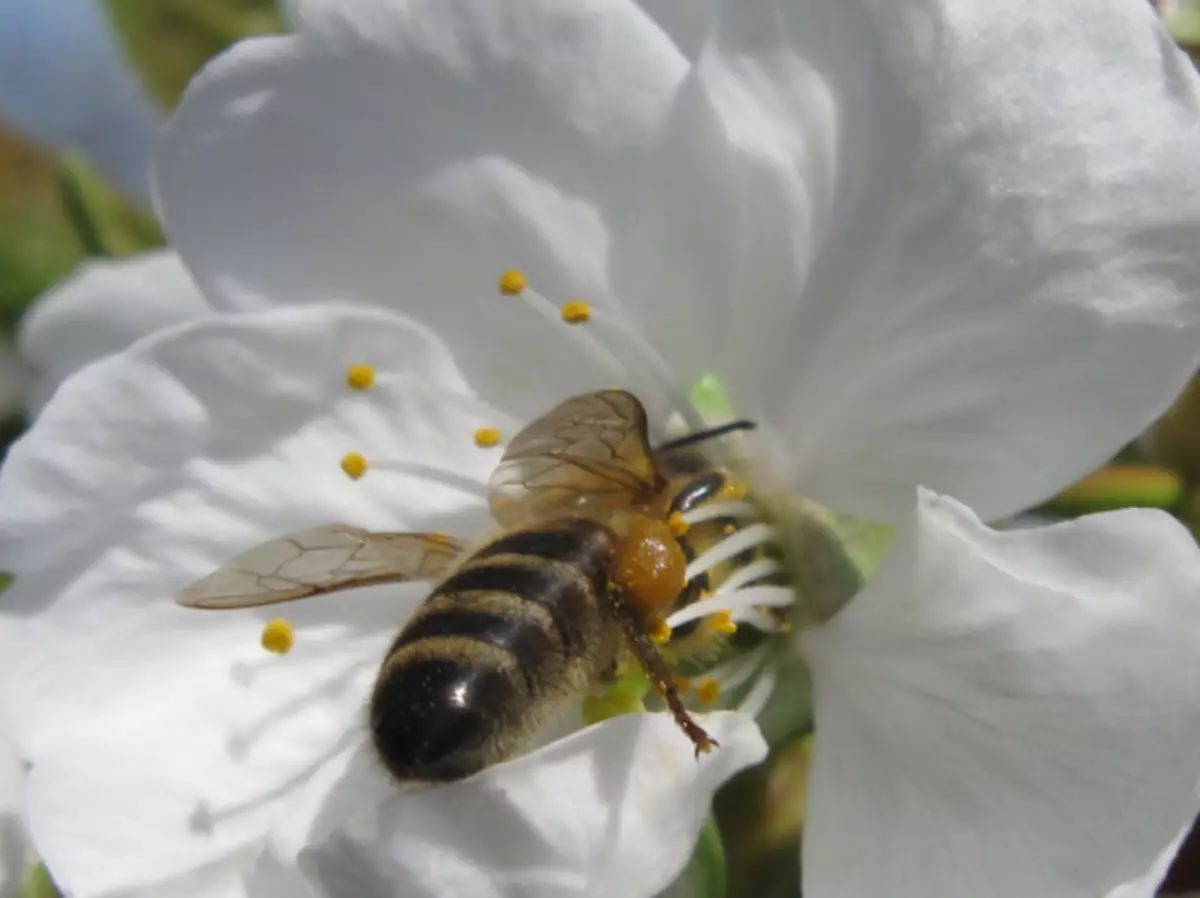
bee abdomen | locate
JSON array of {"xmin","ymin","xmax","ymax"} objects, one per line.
[
  {"xmin": 370, "ymin": 517, "xmax": 617, "ymax": 782},
  {"xmin": 371, "ymin": 647, "xmax": 520, "ymax": 782}
]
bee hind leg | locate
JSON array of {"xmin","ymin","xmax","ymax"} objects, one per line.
[{"xmin": 605, "ymin": 588, "xmax": 719, "ymax": 758}]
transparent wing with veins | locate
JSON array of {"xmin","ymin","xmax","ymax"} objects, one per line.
[
  {"xmin": 488, "ymin": 390, "xmax": 663, "ymax": 525},
  {"xmin": 175, "ymin": 525, "xmax": 467, "ymax": 609}
]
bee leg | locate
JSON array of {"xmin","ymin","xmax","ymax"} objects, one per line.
[
  {"xmin": 605, "ymin": 587, "xmax": 719, "ymax": 758},
  {"xmin": 598, "ymin": 659, "xmax": 621, "ymax": 683}
]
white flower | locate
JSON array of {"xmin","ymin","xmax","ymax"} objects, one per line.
[
  {"xmin": 3, "ymin": 0, "xmax": 1200, "ymax": 897},
  {"xmin": 18, "ymin": 251, "xmax": 210, "ymax": 412}
]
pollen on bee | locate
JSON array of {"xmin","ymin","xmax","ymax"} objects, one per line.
[
  {"xmin": 719, "ymin": 481, "xmax": 748, "ymax": 501},
  {"xmin": 695, "ymin": 677, "xmax": 721, "ymax": 705},
  {"xmin": 709, "ymin": 611, "xmax": 738, "ymax": 636},
  {"xmin": 340, "ymin": 452, "xmax": 368, "ymax": 480},
  {"xmin": 673, "ymin": 675, "xmax": 693, "ymax": 693},
  {"xmin": 648, "ymin": 617, "xmax": 672, "ymax": 644},
  {"xmin": 560, "ymin": 300, "xmax": 592, "ymax": 324},
  {"xmin": 260, "ymin": 618, "xmax": 295, "ymax": 655},
  {"xmin": 345, "ymin": 364, "xmax": 376, "ymax": 391},
  {"xmin": 667, "ymin": 512, "xmax": 689, "ymax": 536},
  {"xmin": 498, "ymin": 269, "xmax": 527, "ymax": 296},
  {"xmin": 474, "ymin": 426, "xmax": 503, "ymax": 448}
]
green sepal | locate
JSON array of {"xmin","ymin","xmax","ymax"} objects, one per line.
[{"xmin": 22, "ymin": 864, "xmax": 61, "ymax": 898}]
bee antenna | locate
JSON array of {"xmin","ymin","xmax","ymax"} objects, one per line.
[{"xmin": 655, "ymin": 420, "xmax": 757, "ymax": 453}]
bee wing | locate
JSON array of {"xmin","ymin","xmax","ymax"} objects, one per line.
[
  {"xmin": 175, "ymin": 525, "xmax": 466, "ymax": 609},
  {"xmin": 488, "ymin": 390, "xmax": 663, "ymax": 524}
]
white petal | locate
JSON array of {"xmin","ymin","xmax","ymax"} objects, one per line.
[
  {"xmin": 18, "ymin": 250, "xmax": 210, "ymax": 412},
  {"xmin": 640, "ymin": 0, "xmax": 1200, "ymax": 522},
  {"xmin": 0, "ymin": 0, "xmax": 160, "ymax": 202},
  {"xmin": 0, "ymin": 306, "xmax": 508, "ymax": 895},
  {"xmin": 247, "ymin": 713, "xmax": 765, "ymax": 898},
  {"xmin": 155, "ymin": 0, "xmax": 688, "ymax": 419},
  {"xmin": 799, "ymin": 490, "xmax": 1200, "ymax": 898}
]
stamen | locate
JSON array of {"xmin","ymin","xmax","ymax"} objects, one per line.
[
  {"xmin": 665, "ymin": 585, "xmax": 794, "ymax": 630},
  {"xmin": 709, "ymin": 611, "xmax": 738, "ymax": 635},
  {"xmin": 685, "ymin": 522, "xmax": 777, "ymax": 582},
  {"xmin": 695, "ymin": 678, "xmax": 721, "ymax": 704},
  {"xmin": 473, "ymin": 426, "xmax": 503, "ymax": 448},
  {"xmin": 736, "ymin": 665, "xmax": 778, "ymax": 719},
  {"xmin": 260, "ymin": 618, "xmax": 295, "ymax": 655},
  {"xmin": 680, "ymin": 500, "xmax": 759, "ymax": 527},
  {"xmin": 345, "ymin": 364, "xmax": 376, "ymax": 391},
  {"xmin": 498, "ymin": 269, "xmax": 527, "ymax": 296},
  {"xmin": 648, "ymin": 617, "xmax": 672, "ymax": 644},
  {"xmin": 719, "ymin": 557, "xmax": 783, "ymax": 593},
  {"xmin": 702, "ymin": 646, "xmax": 770, "ymax": 693},
  {"xmin": 667, "ymin": 511, "xmax": 689, "ymax": 536},
  {"xmin": 560, "ymin": 301, "xmax": 592, "ymax": 324},
  {"xmin": 340, "ymin": 452, "xmax": 368, "ymax": 480},
  {"xmin": 494, "ymin": 271, "xmax": 705, "ymax": 434}
]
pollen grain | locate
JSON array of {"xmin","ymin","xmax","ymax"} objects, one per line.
[
  {"xmin": 340, "ymin": 452, "xmax": 368, "ymax": 480},
  {"xmin": 695, "ymin": 677, "xmax": 722, "ymax": 705},
  {"xmin": 498, "ymin": 269, "xmax": 527, "ymax": 295},
  {"xmin": 560, "ymin": 301, "xmax": 592, "ymax": 324},
  {"xmin": 345, "ymin": 364, "xmax": 376, "ymax": 391},
  {"xmin": 261, "ymin": 618, "xmax": 295, "ymax": 655},
  {"xmin": 474, "ymin": 426, "xmax": 503, "ymax": 448}
]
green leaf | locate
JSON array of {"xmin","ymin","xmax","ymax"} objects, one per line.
[
  {"xmin": 56, "ymin": 153, "xmax": 165, "ymax": 257},
  {"xmin": 1041, "ymin": 465, "xmax": 1183, "ymax": 516},
  {"xmin": 1163, "ymin": 0, "xmax": 1200, "ymax": 47},
  {"xmin": 684, "ymin": 817, "xmax": 728, "ymax": 898},
  {"xmin": 0, "ymin": 571, "xmax": 13, "ymax": 598},
  {"xmin": 104, "ymin": 0, "xmax": 284, "ymax": 111}
]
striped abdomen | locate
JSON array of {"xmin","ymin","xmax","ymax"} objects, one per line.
[{"xmin": 369, "ymin": 517, "xmax": 619, "ymax": 782}]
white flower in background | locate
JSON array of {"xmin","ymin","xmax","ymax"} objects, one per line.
[
  {"xmin": 1, "ymin": 0, "xmax": 1200, "ymax": 897},
  {"xmin": 17, "ymin": 250, "xmax": 210, "ymax": 412},
  {"xmin": 0, "ymin": 0, "xmax": 161, "ymax": 202}
]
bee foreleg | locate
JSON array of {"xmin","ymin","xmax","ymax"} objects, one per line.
[{"xmin": 604, "ymin": 587, "xmax": 719, "ymax": 758}]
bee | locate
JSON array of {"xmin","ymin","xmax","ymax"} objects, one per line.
[{"xmin": 175, "ymin": 390, "xmax": 758, "ymax": 782}]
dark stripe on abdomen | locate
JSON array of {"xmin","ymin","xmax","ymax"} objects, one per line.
[
  {"xmin": 394, "ymin": 609, "xmax": 556, "ymax": 691},
  {"xmin": 431, "ymin": 563, "xmax": 593, "ymax": 654}
]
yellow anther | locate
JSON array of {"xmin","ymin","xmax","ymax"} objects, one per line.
[
  {"xmin": 695, "ymin": 677, "xmax": 722, "ymax": 705},
  {"xmin": 648, "ymin": 617, "xmax": 672, "ymax": 645},
  {"xmin": 498, "ymin": 269, "xmax": 527, "ymax": 295},
  {"xmin": 474, "ymin": 426, "xmax": 503, "ymax": 448},
  {"xmin": 345, "ymin": 364, "xmax": 376, "ymax": 391},
  {"xmin": 340, "ymin": 452, "xmax": 368, "ymax": 480},
  {"xmin": 667, "ymin": 512, "xmax": 689, "ymax": 536},
  {"xmin": 260, "ymin": 618, "xmax": 294, "ymax": 655},
  {"xmin": 560, "ymin": 300, "xmax": 592, "ymax": 324},
  {"xmin": 723, "ymin": 523, "xmax": 737, "ymax": 535},
  {"xmin": 720, "ymin": 481, "xmax": 748, "ymax": 501},
  {"xmin": 709, "ymin": 611, "xmax": 738, "ymax": 636}
]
